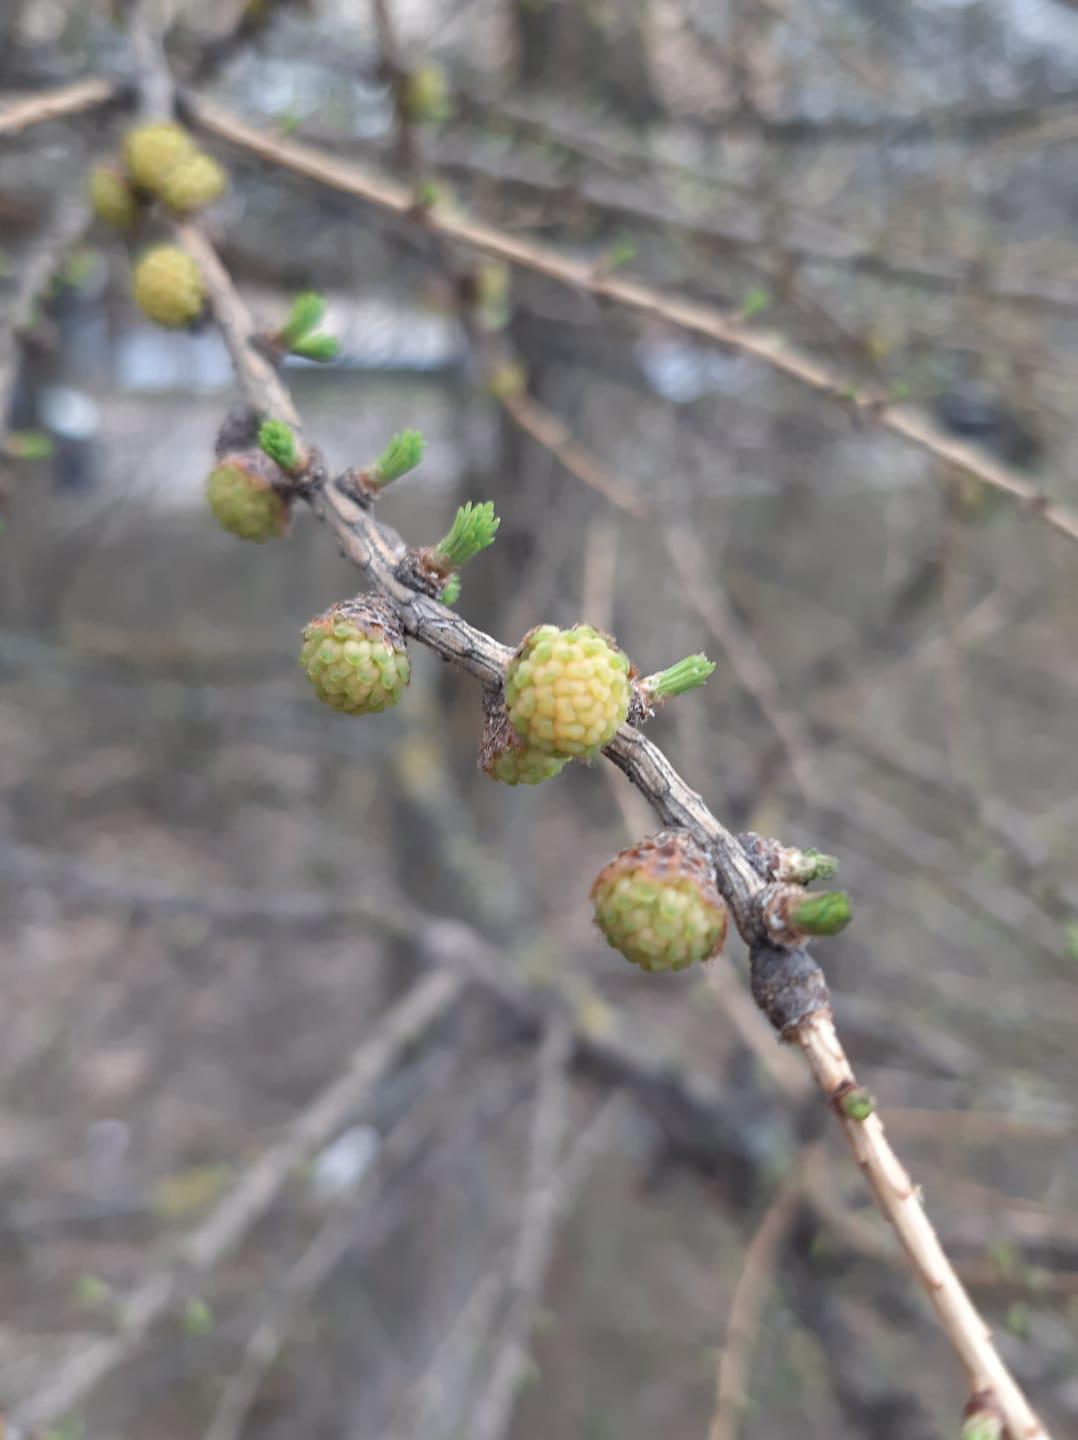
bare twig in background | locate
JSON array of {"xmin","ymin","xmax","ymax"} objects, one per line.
[
  {"xmin": 186, "ymin": 96, "xmax": 1078, "ymax": 546},
  {"xmin": 0, "ymin": 77, "xmax": 115, "ymax": 137},
  {"xmin": 201, "ymin": 1076, "xmax": 456, "ymax": 1440},
  {"xmin": 0, "ymin": 194, "xmax": 93, "ymax": 426},
  {"xmin": 663, "ymin": 524, "xmax": 818, "ymax": 802},
  {"xmin": 500, "ymin": 389, "xmax": 647, "ymax": 516},
  {"xmin": 709, "ymin": 1159, "xmax": 810, "ymax": 1440},
  {"xmin": 468, "ymin": 1022, "xmax": 573, "ymax": 1440},
  {"xmin": 8, "ymin": 971, "xmax": 462, "ymax": 1434}
]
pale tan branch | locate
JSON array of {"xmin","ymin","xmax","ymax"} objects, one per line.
[
  {"xmin": 185, "ymin": 96, "xmax": 1078, "ymax": 547},
  {"xmin": 798, "ymin": 1015, "xmax": 1044, "ymax": 1434},
  {"xmin": 0, "ymin": 78, "xmax": 115, "ymax": 137},
  {"xmin": 8, "ymin": 971, "xmax": 463, "ymax": 1434}
]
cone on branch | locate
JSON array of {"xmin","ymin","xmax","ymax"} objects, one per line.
[
  {"xmin": 590, "ymin": 829, "xmax": 728, "ymax": 973},
  {"xmin": 132, "ymin": 245, "xmax": 205, "ymax": 327},
  {"xmin": 300, "ymin": 597, "xmax": 411, "ymax": 715},
  {"xmin": 123, "ymin": 122, "xmax": 196, "ymax": 193},
  {"xmin": 89, "ymin": 165, "xmax": 138, "ymax": 230},
  {"xmin": 479, "ymin": 697, "xmax": 568, "ymax": 787},
  {"xmin": 159, "ymin": 152, "xmax": 227, "ymax": 213},
  {"xmin": 205, "ymin": 451, "xmax": 291, "ymax": 542},
  {"xmin": 505, "ymin": 624, "xmax": 631, "ymax": 759}
]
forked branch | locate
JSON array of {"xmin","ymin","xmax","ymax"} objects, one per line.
[{"xmin": 177, "ymin": 211, "xmax": 1050, "ymax": 1440}]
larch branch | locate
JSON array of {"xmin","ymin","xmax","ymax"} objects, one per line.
[
  {"xmin": 0, "ymin": 78, "xmax": 115, "ymax": 137},
  {"xmin": 182, "ymin": 210, "xmax": 1051, "ymax": 1440}
]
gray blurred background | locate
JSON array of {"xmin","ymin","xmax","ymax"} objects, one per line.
[{"xmin": 2, "ymin": 0, "xmax": 1077, "ymax": 1436}]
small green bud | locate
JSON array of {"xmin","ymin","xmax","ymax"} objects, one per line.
[
  {"xmin": 440, "ymin": 573, "xmax": 462, "ymax": 606},
  {"xmin": 258, "ymin": 418, "xmax": 302, "ymax": 474},
  {"xmin": 43, "ymin": 1417, "xmax": 84, "ymax": 1440},
  {"xmin": 291, "ymin": 332, "xmax": 340, "ymax": 362},
  {"xmin": 839, "ymin": 1087, "xmax": 875, "ymax": 1121},
  {"xmin": 739, "ymin": 286, "xmax": 771, "ymax": 320},
  {"xmin": 642, "ymin": 653, "xmax": 716, "ymax": 704},
  {"xmin": 279, "ymin": 291, "xmax": 326, "ymax": 347},
  {"xmin": 1064, "ymin": 919, "xmax": 1078, "ymax": 962},
  {"xmin": 4, "ymin": 429, "xmax": 53, "ymax": 460},
  {"xmin": 602, "ymin": 237, "xmax": 637, "ymax": 271},
  {"xmin": 413, "ymin": 178, "xmax": 443, "ymax": 209},
  {"xmin": 74, "ymin": 1274, "xmax": 112, "ymax": 1310},
  {"xmin": 182, "ymin": 1296, "xmax": 215, "ymax": 1336},
  {"xmin": 434, "ymin": 501, "xmax": 500, "ymax": 571},
  {"xmin": 791, "ymin": 890, "xmax": 852, "ymax": 936},
  {"xmin": 371, "ymin": 428, "xmax": 425, "ymax": 489},
  {"xmin": 798, "ymin": 848, "xmax": 839, "ymax": 882}
]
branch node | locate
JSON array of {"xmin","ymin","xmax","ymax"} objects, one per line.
[
  {"xmin": 740, "ymin": 832, "xmax": 840, "ymax": 885},
  {"xmin": 749, "ymin": 941, "xmax": 831, "ymax": 1038}
]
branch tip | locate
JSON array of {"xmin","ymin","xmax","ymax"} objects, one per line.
[
  {"xmin": 258, "ymin": 417, "xmax": 306, "ymax": 475},
  {"xmin": 370, "ymin": 427, "xmax": 426, "ymax": 490},
  {"xmin": 433, "ymin": 500, "xmax": 500, "ymax": 571},
  {"xmin": 640, "ymin": 653, "xmax": 716, "ymax": 704}
]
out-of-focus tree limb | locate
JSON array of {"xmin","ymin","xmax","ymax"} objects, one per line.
[{"xmin": 186, "ymin": 95, "xmax": 1078, "ymax": 546}]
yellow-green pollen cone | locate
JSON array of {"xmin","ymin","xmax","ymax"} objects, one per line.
[
  {"xmin": 206, "ymin": 451, "xmax": 290, "ymax": 542},
  {"xmin": 123, "ymin": 122, "xmax": 196, "ymax": 193},
  {"xmin": 479, "ymin": 701, "xmax": 567, "ymax": 786},
  {"xmin": 159, "ymin": 152, "xmax": 227, "ymax": 213},
  {"xmin": 132, "ymin": 245, "xmax": 205, "ymax": 328},
  {"xmin": 487, "ymin": 745, "xmax": 568, "ymax": 786},
  {"xmin": 300, "ymin": 598, "xmax": 411, "ymax": 715},
  {"xmin": 591, "ymin": 829, "xmax": 728, "ymax": 973},
  {"xmin": 89, "ymin": 165, "xmax": 137, "ymax": 229},
  {"xmin": 504, "ymin": 624, "xmax": 631, "ymax": 758}
]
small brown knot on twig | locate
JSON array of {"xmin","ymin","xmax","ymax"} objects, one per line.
[
  {"xmin": 394, "ymin": 548, "xmax": 446, "ymax": 599},
  {"xmin": 214, "ymin": 404, "xmax": 262, "ymax": 458},
  {"xmin": 961, "ymin": 1390, "xmax": 1004, "ymax": 1440},
  {"xmin": 749, "ymin": 941, "xmax": 830, "ymax": 1038}
]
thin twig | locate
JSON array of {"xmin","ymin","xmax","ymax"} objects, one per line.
[
  {"xmin": 663, "ymin": 525, "xmax": 818, "ymax": 803},
  {"xmin": 0, "ymin": 78, "xmax": 115, "ymax": 137},
  {"xmin": 185, "ymin": 95, "xmax": 1078, "ymax": 546},
  {"xmin": 798, "ymin": 1014, "xmax": 1044, "ymax": 1431},
  {"xmin": 0, "ymin": 194, "xmax": 93, "ymax": 425},
  {"xmin": 709, "ymin": 1160, "xmax": 809, "ymax": 1440},
  {"xmin": 8, "ymin": 971, "xmax": 463, "ymax": 1434},
  {"xmin": 501, "ymin": 389, "xmax": 647, "ymax": 516},
  {"xmin": 468, "ymin": 1022, "xmax": 574, "ymax": 1440},
  {"xmin": 202, "ymin": 1074, "xmax": 455, "ymax": 1440}
]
